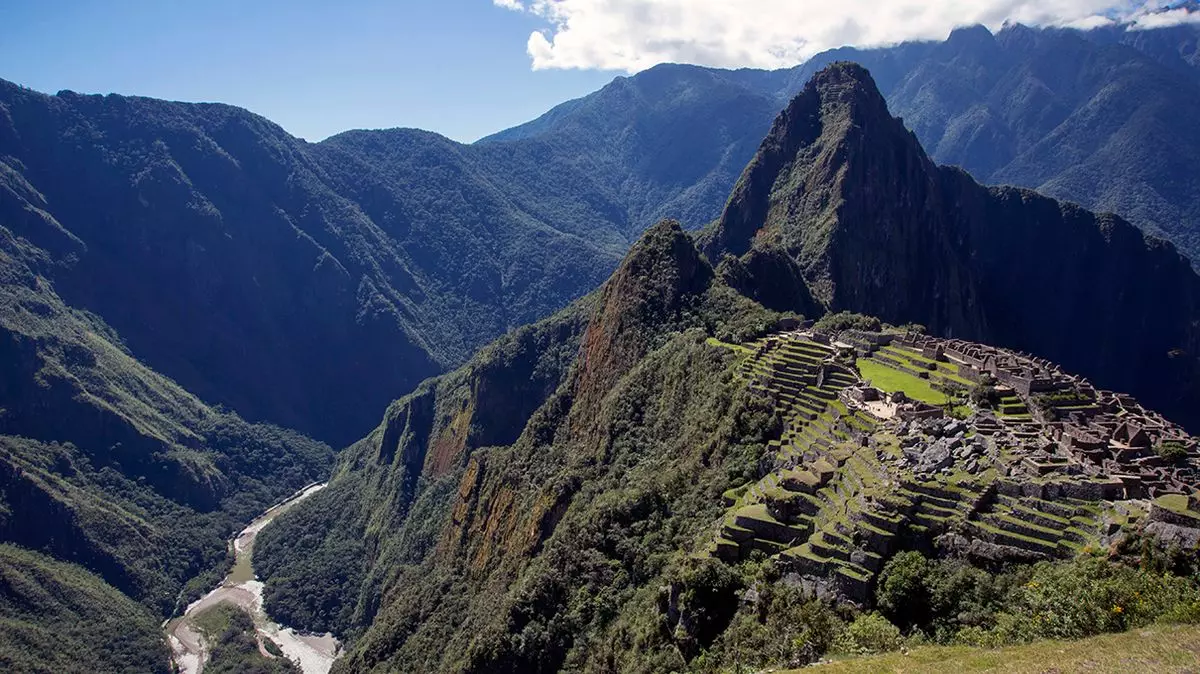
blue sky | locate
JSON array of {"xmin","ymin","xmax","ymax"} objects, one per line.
[
  {"xmin": 0, "ymin": 0, "xmax": 618, "ymax": 142},
  {"xmin": 5, "ymin": 1, "xmax": 1193, "ymax": 142}
]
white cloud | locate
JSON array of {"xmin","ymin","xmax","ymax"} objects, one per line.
[
  {"xmin": 1130, "ymin": 5, "xmax": 1200, "ymax": 29},
  {"xmin": 490, "ymin": 0, "xmax": 1200, "ymax": 72}
]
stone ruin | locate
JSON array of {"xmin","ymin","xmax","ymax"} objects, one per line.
[{"xmin": 704, "ymin": 328, "xmax": 1200, "ymax": 604}]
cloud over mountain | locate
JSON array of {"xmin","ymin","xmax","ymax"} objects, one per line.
[{"xmin": 493, "ymin": 0, "xmax": 1200, "ymax": 71}]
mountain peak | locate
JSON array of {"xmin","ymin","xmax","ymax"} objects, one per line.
[
  {"xmin": 703, "ymin": 63, "xmax": 1200, "ymax": 429},
  {"xmin": 703, "ymin": 62, "xmax": 895, "ymax": 262},
  {"xmin": 575, "ymin": 220, "xmax": 712, "ymax": 411},
  {"xmin": 703, "ymin": 62, "xmax": 964, "ymax": 324}
]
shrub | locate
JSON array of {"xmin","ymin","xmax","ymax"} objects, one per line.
[
  {"xmin": 876, "ymin": 551, "xmax": 933, "ymax": 631},
  {"xmin": 969, "ymin": 384, "xmax": 1001, "ymax": 409},
  {"xmin": 978, "ymin": 557, "xmax": 1200, "ymax": 645},
  {"xmin": 833, "ymin": 612, "xmax": 903, "ymax": 655},
  {"xmin": 1157, "ymin": 441, "xmax": 1189, "ymax": 464},
  {"xmin": 814, "ymin": 312, "xmax": 882, "ymax": 333}
]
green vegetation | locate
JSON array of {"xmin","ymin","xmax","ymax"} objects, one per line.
[
  {"xmin": 875, "ymin": 553, "xmax": 1200, "ymax": 648},
  {"xmin": 706, "ymin": 336, "xmax": 754, "ymax": 355},
  {"xmin": 193, "ymin": 604, "xmax": 300, "ymax": 674},
  {"xmin": 832, "ymin": 613, "xmax": 904, "ymax": 655},
  {"xmin": 1157, "ymin": 440, "xmax": 1190, "ymax": 464},
  {"xmin": 0, "ymin": 545, "xmax": 169, "ymax": 674},
  {"xmin": 815, "ymin": 312, "xmax": 882, "ymax": 332},
  {"xmin": 801, "ymin": 623, "xmax": 1200, "ymax": 673},
  {"xmin": 0, "ymin": 243, "xmax": 332, "ymax": 670},
  {"xmin": 856, "ymin": 358, "xmax": 948, "ymax": 405},
  {"xmin": 257, "ymin": 227, "xmax": 799, "ymax": 672}
]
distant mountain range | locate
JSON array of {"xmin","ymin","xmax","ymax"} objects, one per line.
[{"xmin": 498, "ymin": 20, "xmax": 1200, "ymax": 261}]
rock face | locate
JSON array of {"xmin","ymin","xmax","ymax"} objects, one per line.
[{"xmin": 703, "ymin": 63, "xmax": 1200, "ymax": 430}]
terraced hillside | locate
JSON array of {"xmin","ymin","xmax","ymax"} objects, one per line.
[{"xmin": 707, "ymin": 328, "xmax": 1200, "ymax": 601}]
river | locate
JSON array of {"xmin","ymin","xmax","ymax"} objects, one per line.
[{"xmin": 165, "ymin": 482, "xmax": 341, "ymax": 674}]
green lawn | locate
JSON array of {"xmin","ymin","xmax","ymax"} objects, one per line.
[
  {"xmin": 857, "ymin": 359, "xmax": 948, "ymax": 405},
  {"xmin": 792, "ymin": 624, "xmax": 1200, "ymax": 673},
  {"xmin": 706, "ymin": 336, "xmax": 753, "ymax": 355}
]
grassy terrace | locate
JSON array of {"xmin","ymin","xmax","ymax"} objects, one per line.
[
  {"xmin": 791, "ymin": 623, "xmax": 1200, "ymax": 673},
  {"xmin": 1155, "ymin": 493, "xmax": 1200, "ymax": 524},
  {"xmin": 880, "ymin": 345, "xmax": 975, "ymax": 386},
  {"xmin": 706, "ymin": 336, "xmax": 754, "ymax": 355},
  {"xmin": 856, "ymin": 358, "xmax": 948, "ymax": 405}
]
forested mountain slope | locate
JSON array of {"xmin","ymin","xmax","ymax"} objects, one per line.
[
  {"xmin": 256, "ymin": 65, "xmax": 1200, "ymax": 674},
  {"xmin": 0, "ymin": 196, "xmax": 332, "ymax": 671}
]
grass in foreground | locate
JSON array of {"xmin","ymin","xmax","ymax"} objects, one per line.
[
  {"xmin": 856, "ymin": 359, "xmax": 948, "ymax": 405},
  {"xmin": 796, "ymin": 623, "xmax": 1200, "ymax": 673}
]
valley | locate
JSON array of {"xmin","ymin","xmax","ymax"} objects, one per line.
[{"xmin": 167, "ymin": 482, "xmax": 340, "ymax": 674}]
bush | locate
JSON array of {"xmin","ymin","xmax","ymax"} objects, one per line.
[
  {"xmin": 690, "ymin": 584, "xmax": 844, "ymax": 671},
  {"xmin": 1157, "ymin": 441, "xmax": 1189, "ymax": 464},
  {"xmin": 876, "ymin": 551, "xmax": 933, "ymax": 631},
  {"xmin": 833, "ymin": 613, "xmax": 903, "ymax": 655},
  {"xmin": 814, "ymin": 312, "xmax": 882, "ymax": 333},
  {"xmin": 876, "ymin": 551, "xmax": 1016, "ymax": 639},
  {"xmin": 973, "ymin": 557, "xmax": 1200, "ymax": 646},
  {"xmin": 969, "ymin": 384, "xmax": 1001, "ymax": 409}
]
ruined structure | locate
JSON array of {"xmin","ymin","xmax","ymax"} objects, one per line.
[{"xmin": 708, "ymin": 329, "xmax": 1200, "ymax": 602}]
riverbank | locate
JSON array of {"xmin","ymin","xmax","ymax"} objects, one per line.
[{"xmin": 166, "ymin": 483, "xmax": 340, "ymax": 674}]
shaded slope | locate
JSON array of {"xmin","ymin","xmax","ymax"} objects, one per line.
[
  {"xmin": 0, "ymin": 204, "xmax": 332, "ymax": 671},
  {"xmin": 256, "ymin": 222, "xmax": 793, "ymax": 672},
  {"xmin": 0, "ymin": 544, "xmax": 170, "ymax": 674},
  {"xmin": 0, "ymin": 80, "xmax": 618, "ymax": 447}
]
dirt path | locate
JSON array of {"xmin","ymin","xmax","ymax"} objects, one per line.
[{"xmin": 166, "ymin": 483, "xmax": 341, "ymax": 674}]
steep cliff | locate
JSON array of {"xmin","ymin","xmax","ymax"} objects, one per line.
[{"xmin": 256, "ymin": 222, "xmax": 789, "ymax": 672}]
